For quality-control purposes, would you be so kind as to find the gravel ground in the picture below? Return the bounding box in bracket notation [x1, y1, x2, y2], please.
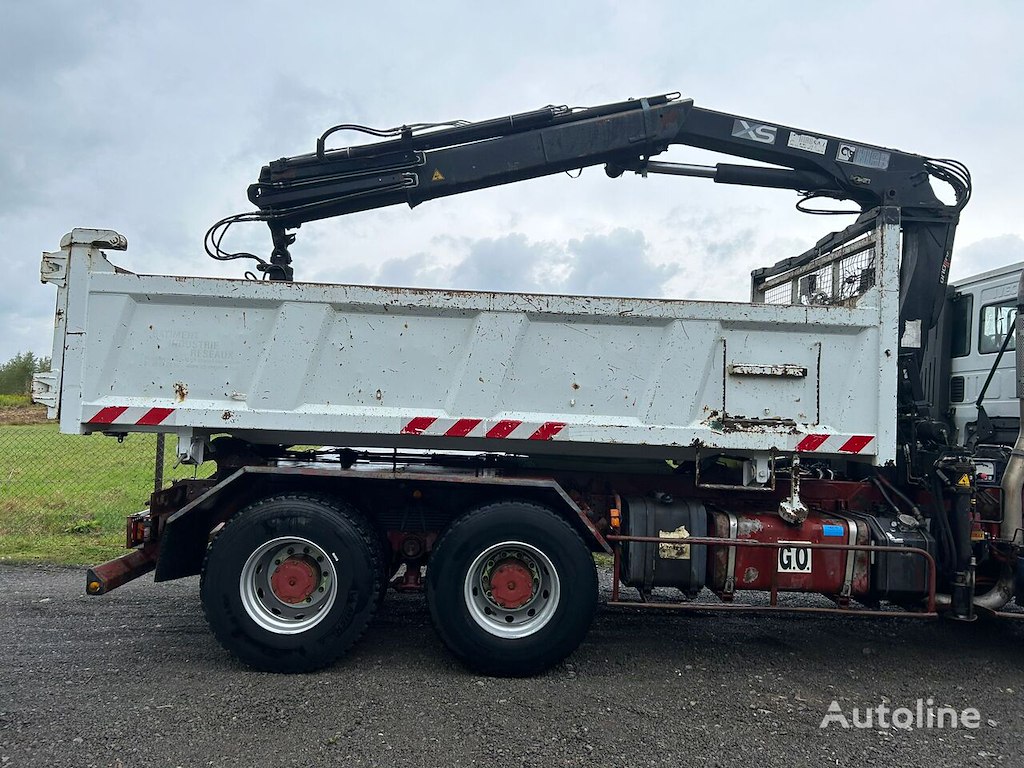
[1, 562, 1023, 767]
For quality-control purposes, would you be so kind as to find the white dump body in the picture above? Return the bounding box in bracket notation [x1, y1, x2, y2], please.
[34, 226, 899, 464]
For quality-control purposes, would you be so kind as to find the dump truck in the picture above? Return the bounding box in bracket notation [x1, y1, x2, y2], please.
[34, 92, 1023, 677]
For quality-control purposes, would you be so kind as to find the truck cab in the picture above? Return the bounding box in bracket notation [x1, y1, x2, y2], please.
[946, 262, 1022, 445]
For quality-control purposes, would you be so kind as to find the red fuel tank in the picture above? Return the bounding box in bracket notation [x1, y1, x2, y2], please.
[707, 510, 870, 598]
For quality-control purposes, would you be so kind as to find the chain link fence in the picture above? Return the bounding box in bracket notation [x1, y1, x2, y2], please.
[0, 403, 204, 563]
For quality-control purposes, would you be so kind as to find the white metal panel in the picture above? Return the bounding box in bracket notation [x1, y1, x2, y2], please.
[37, 227, 899, 464]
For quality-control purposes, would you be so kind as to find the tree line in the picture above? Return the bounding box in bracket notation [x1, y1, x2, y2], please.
[0, 352, 51, 396]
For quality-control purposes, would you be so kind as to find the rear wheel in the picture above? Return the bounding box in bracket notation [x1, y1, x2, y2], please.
[200, 493, 381, 672]
[426, 500, 597, 676]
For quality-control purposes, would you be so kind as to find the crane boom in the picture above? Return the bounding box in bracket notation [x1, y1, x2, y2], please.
[248, 94, 958, 226]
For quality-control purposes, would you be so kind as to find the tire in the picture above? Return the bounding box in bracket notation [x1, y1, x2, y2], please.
[200, 493, 381, 673]
[426, 500, 598, 677]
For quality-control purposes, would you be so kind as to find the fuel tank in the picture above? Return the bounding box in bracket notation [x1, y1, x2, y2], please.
[707, 510, 870, 598]
[620, 496, 707, 594]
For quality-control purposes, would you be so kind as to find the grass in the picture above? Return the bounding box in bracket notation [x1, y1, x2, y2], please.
[0, 413, 203, 565]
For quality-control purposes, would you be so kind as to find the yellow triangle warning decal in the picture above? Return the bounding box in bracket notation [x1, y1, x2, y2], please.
[431, 169, 445, 181]
[957, 474, 971, 487]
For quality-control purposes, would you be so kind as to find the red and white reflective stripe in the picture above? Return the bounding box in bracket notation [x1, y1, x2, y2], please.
[85, 406, 175, 426]
[796, 433, 875, 454]
[485, 419, 521, 439]
[836, 435, 874, 454]
[400, 417, 565, 441]
[795, 434, 830, 452]
[400, 416, 438, 435]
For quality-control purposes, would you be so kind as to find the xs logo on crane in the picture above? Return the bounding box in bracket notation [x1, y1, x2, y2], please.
[731, 119, 778, 144]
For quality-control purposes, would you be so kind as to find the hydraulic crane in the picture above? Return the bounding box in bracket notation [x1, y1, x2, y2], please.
[211, 92, 970, 438]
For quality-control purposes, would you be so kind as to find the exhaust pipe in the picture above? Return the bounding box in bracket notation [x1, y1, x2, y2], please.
[973, 270, 1024, 611]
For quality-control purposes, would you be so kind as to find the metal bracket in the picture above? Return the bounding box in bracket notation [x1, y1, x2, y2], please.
[60, 228, 128, 250]
[696, 448, 776, 491]
[40, 250, 68, 287]
[177, 433, 206, 465]
[31, 371, 58, 409]
[841, 517, 859, 598]
[778, 457, 809, 524]
[723, 511, 738, 595]
[743, 455, 773, 487]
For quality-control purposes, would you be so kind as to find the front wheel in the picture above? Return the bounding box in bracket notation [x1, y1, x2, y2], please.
[200, 493, 381, 673]
[426, 500, 598, 676]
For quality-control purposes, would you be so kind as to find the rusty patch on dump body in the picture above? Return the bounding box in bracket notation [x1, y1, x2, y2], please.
[173, 382, 188, 402]
[222, 410, 233, 421]
[716, 417, 794, 436]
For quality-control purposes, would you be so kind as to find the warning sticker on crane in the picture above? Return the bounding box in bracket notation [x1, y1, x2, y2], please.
[836, 143, 891, 170]
[787, 132, 827, 155]
[431, 169, 445, 181]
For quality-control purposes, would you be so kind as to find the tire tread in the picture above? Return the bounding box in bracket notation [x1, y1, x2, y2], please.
[200, 492, 382, 673]
[427, 499, 597, 676]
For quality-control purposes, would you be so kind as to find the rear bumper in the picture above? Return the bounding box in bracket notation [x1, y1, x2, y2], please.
[86, 543, 159, 595]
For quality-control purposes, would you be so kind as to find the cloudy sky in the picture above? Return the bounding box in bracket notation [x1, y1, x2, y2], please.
[3, 1, 1022, 363]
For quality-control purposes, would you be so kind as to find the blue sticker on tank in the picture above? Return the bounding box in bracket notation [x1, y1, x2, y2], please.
[822, 524, 844, 537]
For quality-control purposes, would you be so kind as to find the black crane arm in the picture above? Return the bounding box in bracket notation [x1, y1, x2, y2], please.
[251, 94, 962, 231]
[247, 93, 959, 231]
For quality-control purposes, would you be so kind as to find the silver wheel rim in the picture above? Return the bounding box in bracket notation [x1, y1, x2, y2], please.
[239, 536, 337, 635]
[464, 541, 560, 639]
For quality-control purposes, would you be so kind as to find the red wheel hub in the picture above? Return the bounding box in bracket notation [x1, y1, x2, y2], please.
[489, 559, 535, 609]
[270, 558, 318, 604]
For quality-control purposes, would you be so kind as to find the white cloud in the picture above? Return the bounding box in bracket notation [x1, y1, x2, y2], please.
[366, 229, 679, 298]
[951, 235, 1024, 282]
